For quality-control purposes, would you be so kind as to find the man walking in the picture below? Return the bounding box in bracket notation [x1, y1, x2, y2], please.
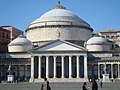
[41, 78, 51, 90]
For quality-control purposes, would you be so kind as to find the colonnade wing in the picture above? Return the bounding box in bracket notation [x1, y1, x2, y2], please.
[32, 41, 87, 51]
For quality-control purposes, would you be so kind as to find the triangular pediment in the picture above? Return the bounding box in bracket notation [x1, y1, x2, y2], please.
[33, 41, 87, 51]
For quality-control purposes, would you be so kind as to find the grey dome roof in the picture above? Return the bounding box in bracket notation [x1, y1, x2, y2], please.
[30, 2, 90, 27]
[87, 36, 108, 45]
[8, 35, 31, 46]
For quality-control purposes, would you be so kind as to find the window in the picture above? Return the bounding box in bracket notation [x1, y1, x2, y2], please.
[2, 39, 4, 44]
[6, 33, 9, 38]
[2, 32, 4, 37]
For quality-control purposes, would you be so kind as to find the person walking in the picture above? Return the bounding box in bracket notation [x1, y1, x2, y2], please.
[41, 78, 51, 90]
[100, 81, 103, 88]
[92, 80, 98, 90]
[82, 82, 88, 90]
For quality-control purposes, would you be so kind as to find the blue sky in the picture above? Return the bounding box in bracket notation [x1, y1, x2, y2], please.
[0, 0, 120, 34]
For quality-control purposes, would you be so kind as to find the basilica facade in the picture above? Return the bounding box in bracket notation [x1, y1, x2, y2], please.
[0, 2, 120, 82]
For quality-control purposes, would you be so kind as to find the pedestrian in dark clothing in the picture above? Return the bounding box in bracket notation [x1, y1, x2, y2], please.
[41, 78, 51, 90]
[82, 82, 87, 90]
[92, 80, 98, 90]
[100, 81, 103, 88]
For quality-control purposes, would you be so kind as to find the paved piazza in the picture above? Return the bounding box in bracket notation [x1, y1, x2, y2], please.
[0, 81, 120, 90]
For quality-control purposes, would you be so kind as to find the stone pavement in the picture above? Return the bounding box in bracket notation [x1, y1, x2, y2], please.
[0, 81, 120, 90]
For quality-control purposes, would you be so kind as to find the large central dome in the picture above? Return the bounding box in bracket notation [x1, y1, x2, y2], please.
[31, 5, 89, 27]
[26, 2, 93, 44]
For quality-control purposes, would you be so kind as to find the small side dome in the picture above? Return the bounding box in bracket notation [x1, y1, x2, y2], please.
[86, 36, 110, 51]
[87, 36, 108, 45]
[8, 35, 31, 52]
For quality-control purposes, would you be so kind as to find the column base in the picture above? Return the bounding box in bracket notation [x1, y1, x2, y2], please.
[84, 77, 88, 82]
[29, 78, 34, 82]
[38, 77, 41, 79]
[69, 75, 72, 78]
[76, 76, 80, 78]
[53, 76, 57, 78]
[102, 74, 110, 82]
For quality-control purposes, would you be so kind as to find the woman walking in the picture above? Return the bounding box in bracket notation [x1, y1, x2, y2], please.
[92, 80, 98, 90]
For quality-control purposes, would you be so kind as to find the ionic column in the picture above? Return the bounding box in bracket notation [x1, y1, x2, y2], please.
[61, 56, 64, 78]
[46, 56, 49, 78]
[54, 56, 56, 78]
[30, 56, 34, 81]
[38, 56, 41, 78]
[84, 55, 88, 79]
[98, 64, 100, 79]
[69, 56, 72, 78]
[76, 56, 80, 78]
[118, 64, 120, 79]
[111, 64, 114, 79]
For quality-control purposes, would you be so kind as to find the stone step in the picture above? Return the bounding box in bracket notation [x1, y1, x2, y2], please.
[34, 78, 88, 82]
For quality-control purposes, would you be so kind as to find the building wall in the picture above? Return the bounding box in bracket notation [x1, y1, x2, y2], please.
[2, 26, 23, 41]
[98, 30, 120, 47]
[89, 52, 113, 58]
[0, 27, 10, 52]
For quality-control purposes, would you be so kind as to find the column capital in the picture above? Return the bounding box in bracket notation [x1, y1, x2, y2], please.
[38, 56, 42, 58]
[46, 56, 49, 58]
[61, 55, 65, 58]
[69, 55, 72, 57]
[76, 55, 80, 57]
[53, 56, 57, 58]
[31, 56, 34, 58]
[84, 55, 87, 57]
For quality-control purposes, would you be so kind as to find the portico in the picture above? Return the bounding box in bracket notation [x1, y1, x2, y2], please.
[30, 40, 88, 82]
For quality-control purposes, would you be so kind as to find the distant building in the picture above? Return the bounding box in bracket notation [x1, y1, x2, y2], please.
[98, 30, 120, 48]
[0, 27, 10, 52]
[2, 26, 23, 41]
